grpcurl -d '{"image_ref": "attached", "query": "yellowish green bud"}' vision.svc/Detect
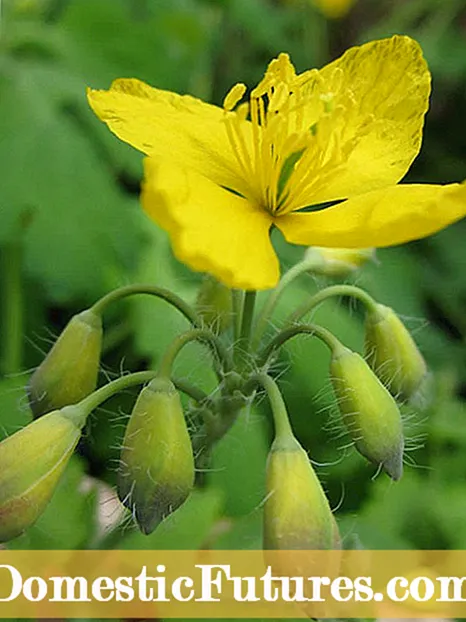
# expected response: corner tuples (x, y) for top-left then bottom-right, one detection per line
(0, 407), (82, 542)
(304, 246), (375, 278)
(365, 303), (427, 400)
(330, 345), (404, 480)
(118, 377), (195, 534)
(264, 434), (339, 550)
(195, 276), (232, 333)
(28, 309), (102, 418)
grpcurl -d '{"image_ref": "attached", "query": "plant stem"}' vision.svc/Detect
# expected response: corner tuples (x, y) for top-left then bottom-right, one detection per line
(253, 374), (293, 439)
(287, 284), (378, 325)
(158, 328), (231, 379)
(63, 372), (208, 429)
(90, 283), (201, 327)
(0, 241), (23, 375)
(231, 289), (244, 342)
(237, 289), (256, 354)
(64, 370), (158, 427)
(258, 323), (343, 368)
(172, 378), (210, 404)
(252, 256), (316, 349)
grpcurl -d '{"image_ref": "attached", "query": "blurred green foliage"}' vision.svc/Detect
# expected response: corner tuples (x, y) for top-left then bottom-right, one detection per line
(1, 0), (466, 619)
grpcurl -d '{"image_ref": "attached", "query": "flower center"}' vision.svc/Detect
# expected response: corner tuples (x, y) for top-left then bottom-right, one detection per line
(223, 54), (338, 216)
(222, 54), (374, 216)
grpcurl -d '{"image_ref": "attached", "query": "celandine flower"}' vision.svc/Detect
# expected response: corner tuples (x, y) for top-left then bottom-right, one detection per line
(88, 36), (466, 290)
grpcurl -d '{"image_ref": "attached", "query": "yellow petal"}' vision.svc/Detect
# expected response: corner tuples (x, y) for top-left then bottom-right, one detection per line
(87, 79), (245, 194)
(276, 182), (466, 248)
(286, 36), (431, 209)
(141, 158), (278, 290)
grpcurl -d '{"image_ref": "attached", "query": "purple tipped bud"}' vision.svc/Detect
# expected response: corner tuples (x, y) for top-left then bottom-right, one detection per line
(118, 377), (194, 534)
(330, 346), (404, 480)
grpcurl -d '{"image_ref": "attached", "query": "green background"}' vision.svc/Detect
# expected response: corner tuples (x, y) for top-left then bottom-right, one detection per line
(1, 0), (466, 619)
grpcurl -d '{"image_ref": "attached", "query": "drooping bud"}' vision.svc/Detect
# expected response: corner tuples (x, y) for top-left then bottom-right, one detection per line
(118, 377), (195, 534)
(364, 303), (427, 400)
(28, 309), (102, 418)
(264, 433), (339, 550)
(304, 246), (375, 278)
(195, 276), (232, 333)
(330, 345), (404, 480)
(0, 407), (82, 542)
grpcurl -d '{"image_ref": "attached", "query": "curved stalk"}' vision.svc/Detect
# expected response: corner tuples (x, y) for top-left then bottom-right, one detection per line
(251, 373), (293, 440)
(287, 284), (378, 326)
(90, 284), (201, 327)
(158, 328), (232, 379)
(258, 323), (343, 368)
(252, 256), (317, 349)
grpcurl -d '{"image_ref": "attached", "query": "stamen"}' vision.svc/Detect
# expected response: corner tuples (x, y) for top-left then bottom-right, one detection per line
(223, 83), (247, 112)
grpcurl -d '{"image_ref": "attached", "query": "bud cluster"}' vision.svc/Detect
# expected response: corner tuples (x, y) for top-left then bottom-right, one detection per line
(0, 249), (429, 550)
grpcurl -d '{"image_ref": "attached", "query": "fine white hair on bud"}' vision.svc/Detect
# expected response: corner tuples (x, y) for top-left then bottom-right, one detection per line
(330, 344), (404, 480)
(364, 303), (427, 400)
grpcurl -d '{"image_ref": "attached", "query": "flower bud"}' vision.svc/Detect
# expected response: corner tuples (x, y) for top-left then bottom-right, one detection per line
(195, 276), (232, 333)
(0, 407), (82, 542)
(330, 345), (404, 480)
(365, 303), (427, 400)
(28, 309), (102, 418)
(118, 377), (195, 534)
(304, 246), (375, 278)
(264, 434), (338, 550)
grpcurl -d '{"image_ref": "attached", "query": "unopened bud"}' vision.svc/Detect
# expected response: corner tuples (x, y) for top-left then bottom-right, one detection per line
(264, 434), (338, 550)
(0, 407), (82, 542)
(365, 303), (427, 400)
(28, 309), (102, 418)
(330, 345), (404, 480)
(195, 276), (232, 333)
(118, 377), (195, 534)
(304, 246), (375, 278)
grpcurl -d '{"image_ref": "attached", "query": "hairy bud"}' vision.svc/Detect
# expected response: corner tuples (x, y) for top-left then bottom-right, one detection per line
(195, 276), (232, 333)
(264, 434), (339, 550)
(365, 303), (427, 400)
(304, 246), (375, 278)
(28, 309), (102, 418)
(330, 345), (404, 480)
(118, 377), (195, 534)
(0, 407), (82, 542)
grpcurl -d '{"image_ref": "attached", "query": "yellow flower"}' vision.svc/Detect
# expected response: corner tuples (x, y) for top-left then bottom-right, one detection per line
(87, 36), (466, 291)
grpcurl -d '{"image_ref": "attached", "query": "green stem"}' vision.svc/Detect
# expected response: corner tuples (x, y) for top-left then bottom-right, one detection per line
(158, 328), (231, 379)
(287, 284), (378, 326)
(258, 323), (343, 368)
(240, 291), (256, 345)
(253, 374), (293, 439)
(63, 372), (208, 429)
(172, 378), (210, 404)
(231, 289), (244, 342)
(0, 242), (24, 375)
(234, 290), (257, 366)
(252, 256), (316, 349)
(90, 284), (201, 327)
(64, 370), (157, 427)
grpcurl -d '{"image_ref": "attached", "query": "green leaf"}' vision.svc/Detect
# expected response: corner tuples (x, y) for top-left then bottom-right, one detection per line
(208, 406), (270, 517)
